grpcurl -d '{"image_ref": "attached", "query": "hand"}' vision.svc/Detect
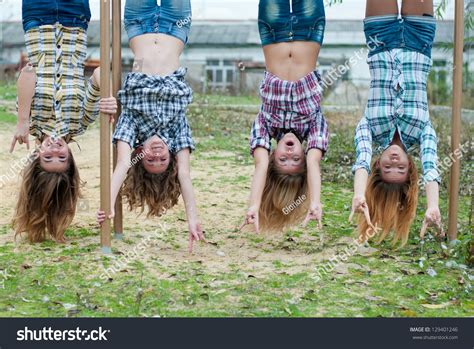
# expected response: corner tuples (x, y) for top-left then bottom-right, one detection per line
(10, 122), (30, 152)
(303, 203), (323, 229)
(99, 97), (118, 123)
(239, 206), (259, 233)
(349, 195), (377, 233)
(97, 208), (115, 226)
(420, 206), (444, 241)
(188, 220), (205, 253)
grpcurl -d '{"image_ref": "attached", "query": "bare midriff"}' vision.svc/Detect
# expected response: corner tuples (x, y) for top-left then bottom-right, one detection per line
(263, 41), (320, 81)
(129, 33), (184, 76)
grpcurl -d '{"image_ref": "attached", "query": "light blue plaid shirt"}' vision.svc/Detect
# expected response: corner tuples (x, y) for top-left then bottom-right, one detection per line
(353, 49), (440, 184)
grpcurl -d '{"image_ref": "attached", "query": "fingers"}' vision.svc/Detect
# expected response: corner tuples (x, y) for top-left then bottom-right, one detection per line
(254, 218), (260, 233)
(188, 234), (194, 254)
(25, 137), (30, 150)
(348, 209), (355, 223)
(238, 219), (248, 231)
(302, 213), (311, 227)
(9, 136), (17, 153)
(419, 219), (428, 240)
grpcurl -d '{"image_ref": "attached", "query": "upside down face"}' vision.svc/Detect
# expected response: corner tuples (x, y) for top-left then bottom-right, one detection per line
(378, 144), (410, 183)
(141, 135), (171, 174)
(274, 133), (305, 174)
(39, 136), (70, 173)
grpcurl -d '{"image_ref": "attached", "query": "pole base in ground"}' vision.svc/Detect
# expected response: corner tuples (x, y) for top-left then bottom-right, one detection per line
(101, 246), (112, 255)
(114, 232), (124, 240)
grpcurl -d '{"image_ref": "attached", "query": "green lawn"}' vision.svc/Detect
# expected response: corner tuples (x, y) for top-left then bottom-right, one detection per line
(0, 88), (472, 317)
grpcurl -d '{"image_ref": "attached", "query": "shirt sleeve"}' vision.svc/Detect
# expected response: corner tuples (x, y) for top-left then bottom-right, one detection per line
(112, 110), (138, 149)
(352, 116), (373, 174)
(250, 112), (271, 155)
(420, 120), (440, 183)
(81, 78), (101, 130)
(171, 114), (195, 153)
(306, 110), (329, 156)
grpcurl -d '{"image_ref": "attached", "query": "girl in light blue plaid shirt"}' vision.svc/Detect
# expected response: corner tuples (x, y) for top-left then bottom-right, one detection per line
(350, 0), (444, 247)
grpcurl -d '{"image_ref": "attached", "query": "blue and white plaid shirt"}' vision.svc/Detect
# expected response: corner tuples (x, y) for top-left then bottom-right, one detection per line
(113, 68), (194, 153)
(353, 49), (440, 184)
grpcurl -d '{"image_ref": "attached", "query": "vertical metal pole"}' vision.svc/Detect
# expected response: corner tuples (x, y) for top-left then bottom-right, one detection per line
(100, 0), (112, 253)
(448, 0), (465, 241)
(112, 0), (124, 240)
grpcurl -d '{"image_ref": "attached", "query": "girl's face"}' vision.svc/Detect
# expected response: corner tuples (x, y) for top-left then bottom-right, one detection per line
(274, 133), (304, 174)
(39, 137), (69, 172)
(379, 144), (410, 183)
(142, 135), (170, 174)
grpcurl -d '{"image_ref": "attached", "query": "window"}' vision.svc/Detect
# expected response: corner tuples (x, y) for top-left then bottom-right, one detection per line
(205, 59), (237, 91)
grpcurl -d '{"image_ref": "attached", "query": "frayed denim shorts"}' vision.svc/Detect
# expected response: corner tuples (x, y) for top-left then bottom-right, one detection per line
(258, 0), (325, 46)
(364, 15), (436, 58)
(22, 0), (91, 32)
(124, 0), (191, 44)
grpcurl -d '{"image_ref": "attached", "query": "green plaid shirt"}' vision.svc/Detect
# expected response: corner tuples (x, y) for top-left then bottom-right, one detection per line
(353, 49), (440, 184)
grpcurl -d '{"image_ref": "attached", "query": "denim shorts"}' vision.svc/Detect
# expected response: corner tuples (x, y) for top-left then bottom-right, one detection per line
(364, 15), (436, 58)
(22, 0), (91, 32)
(124, 0), (191, 44)
(258, 0), (325, 46)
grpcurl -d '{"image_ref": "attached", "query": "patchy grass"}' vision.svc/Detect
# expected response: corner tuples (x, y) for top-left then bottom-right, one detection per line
(0, 89), (472, 317)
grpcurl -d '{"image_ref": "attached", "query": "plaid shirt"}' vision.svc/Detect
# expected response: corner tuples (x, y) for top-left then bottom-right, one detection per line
(25, 24), (101, 140)
(353, 49), (440, 183)
(250, 71), (329, 155)
(113, 69), (194, 153)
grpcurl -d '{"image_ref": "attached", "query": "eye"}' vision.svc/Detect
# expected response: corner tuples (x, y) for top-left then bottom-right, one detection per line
(293, 157), (300, 162)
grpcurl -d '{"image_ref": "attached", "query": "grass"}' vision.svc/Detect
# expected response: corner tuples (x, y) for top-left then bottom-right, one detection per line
(0, 87), (473, 317)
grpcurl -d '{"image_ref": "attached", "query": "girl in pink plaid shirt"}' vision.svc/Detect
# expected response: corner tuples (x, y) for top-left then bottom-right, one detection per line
(240, 0), (329, 233)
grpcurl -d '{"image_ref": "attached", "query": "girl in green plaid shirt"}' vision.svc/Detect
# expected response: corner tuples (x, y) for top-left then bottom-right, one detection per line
(350, 0), (444, 246)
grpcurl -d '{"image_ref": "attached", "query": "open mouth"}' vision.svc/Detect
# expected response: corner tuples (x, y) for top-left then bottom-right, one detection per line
(286, 141), (294, 147)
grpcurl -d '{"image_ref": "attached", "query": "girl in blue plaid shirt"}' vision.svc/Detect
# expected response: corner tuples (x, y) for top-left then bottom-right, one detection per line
(12, 0), (117, 243)
(350, 0), (444, 246)
(96, 0), (204, 253)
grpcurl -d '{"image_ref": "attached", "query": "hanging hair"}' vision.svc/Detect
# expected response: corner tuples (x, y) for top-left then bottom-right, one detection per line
(259, 152), (308, 232)
(12, 148), (80, 243)
(358, 155), (419, 246)
(122, 148), (181, 218)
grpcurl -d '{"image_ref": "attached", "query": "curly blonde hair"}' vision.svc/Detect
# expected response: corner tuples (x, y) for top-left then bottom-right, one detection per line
(122, 149), (181, 218)
(12, 149), (80, 242)
(358, 155), (419, 246)
(259, 152), (308, 232)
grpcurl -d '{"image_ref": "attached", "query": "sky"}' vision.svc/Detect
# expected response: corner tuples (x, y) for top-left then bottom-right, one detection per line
(0, 0), (456, 21)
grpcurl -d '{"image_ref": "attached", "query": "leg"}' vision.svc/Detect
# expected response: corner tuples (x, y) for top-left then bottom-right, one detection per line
(401, 0), (434, 16)
(17, 64), (36, 122)
(365, 0), (398, 17)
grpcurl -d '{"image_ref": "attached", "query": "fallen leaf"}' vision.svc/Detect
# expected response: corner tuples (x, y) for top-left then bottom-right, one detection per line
(421, 302), (451, 309)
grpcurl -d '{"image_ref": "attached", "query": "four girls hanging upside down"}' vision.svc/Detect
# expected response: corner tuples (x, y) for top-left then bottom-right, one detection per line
(240, 0), (329, 232)
(11, 0), (117, 243)
(96, 0), (204, 253)
(11, 0), (447, 250)
(349, 0), (444, 246)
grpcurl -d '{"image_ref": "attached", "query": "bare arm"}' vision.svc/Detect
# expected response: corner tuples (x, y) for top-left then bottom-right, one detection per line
(177, 148), (204, 252)
(303, 148), (323, 228)
(111, 141), (132, 216)
(249, 147), (270, 210)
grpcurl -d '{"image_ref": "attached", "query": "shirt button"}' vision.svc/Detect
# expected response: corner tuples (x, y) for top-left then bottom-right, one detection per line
(57, 45), (61, 49)
(55, 100), (59, 105)
(56, 73), (60, 78)
(289, 32), (293, 36)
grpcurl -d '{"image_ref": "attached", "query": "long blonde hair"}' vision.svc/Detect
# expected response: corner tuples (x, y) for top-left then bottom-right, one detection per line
(12, 149), (80, 242)
(122, 149), (181, 218)
(358, 156), (419, 246)
(259, 153), (308, 232)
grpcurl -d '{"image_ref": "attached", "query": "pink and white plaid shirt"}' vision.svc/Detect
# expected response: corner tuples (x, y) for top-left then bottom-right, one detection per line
(250, 70), (329, 155)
